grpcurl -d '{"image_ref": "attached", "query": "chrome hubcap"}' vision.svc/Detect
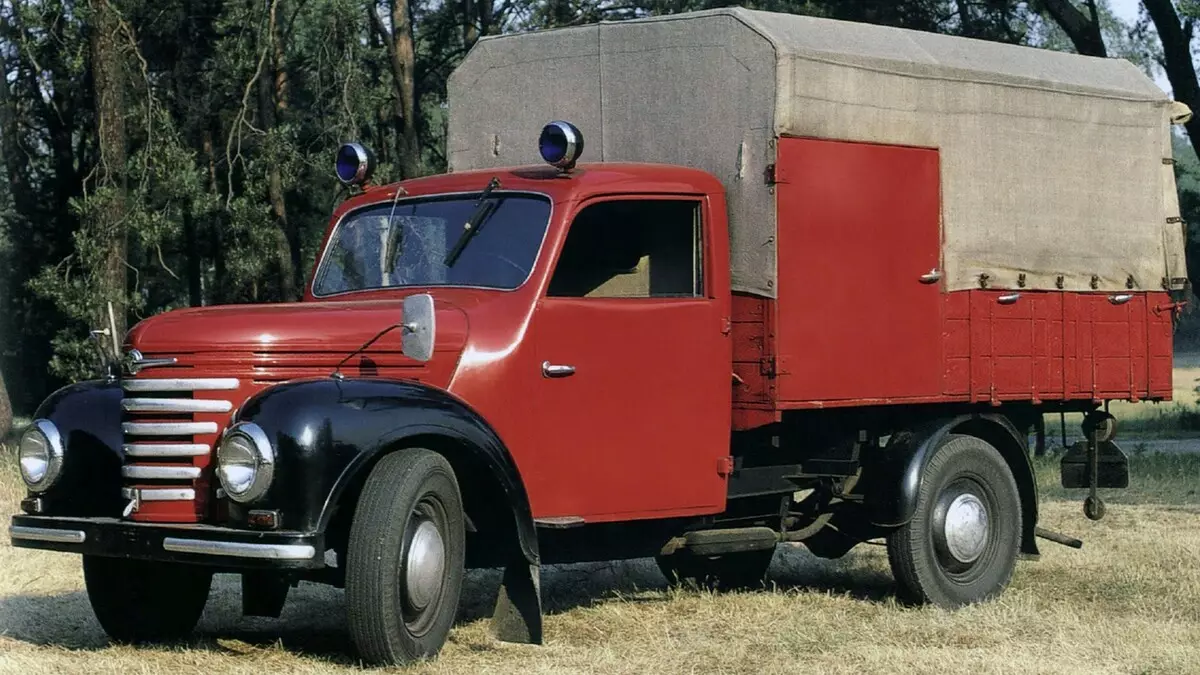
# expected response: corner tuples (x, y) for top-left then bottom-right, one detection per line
(942, 493), (989, 564)
(404, 519), (446, 610)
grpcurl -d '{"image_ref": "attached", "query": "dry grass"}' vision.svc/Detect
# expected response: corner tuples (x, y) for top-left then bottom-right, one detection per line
(4, 443), (1200, 674)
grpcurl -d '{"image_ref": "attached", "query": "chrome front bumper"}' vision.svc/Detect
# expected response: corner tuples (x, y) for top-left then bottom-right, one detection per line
(9, 515), (323, 569)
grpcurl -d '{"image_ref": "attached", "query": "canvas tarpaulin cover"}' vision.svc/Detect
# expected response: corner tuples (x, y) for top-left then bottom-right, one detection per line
(446, 7), (1188, 297)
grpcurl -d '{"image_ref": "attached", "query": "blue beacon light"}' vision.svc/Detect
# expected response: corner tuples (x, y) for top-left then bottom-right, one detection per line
(335, 142), (377, 186)
(538, 121), (584, 171)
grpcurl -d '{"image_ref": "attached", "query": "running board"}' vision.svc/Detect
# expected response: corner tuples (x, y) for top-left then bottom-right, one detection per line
(660, 526), (779, 557)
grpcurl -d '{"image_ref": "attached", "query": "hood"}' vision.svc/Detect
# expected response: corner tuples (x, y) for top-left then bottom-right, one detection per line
(126, 298), (469, 357)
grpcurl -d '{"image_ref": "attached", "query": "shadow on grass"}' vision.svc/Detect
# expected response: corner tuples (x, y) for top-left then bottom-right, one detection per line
(0, 544), (895, 660)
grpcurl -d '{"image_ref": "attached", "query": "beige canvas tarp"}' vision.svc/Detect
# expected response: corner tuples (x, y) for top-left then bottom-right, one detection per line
(446, 7), (1189, 297)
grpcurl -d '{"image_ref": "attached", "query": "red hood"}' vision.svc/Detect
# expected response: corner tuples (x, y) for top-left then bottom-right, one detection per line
(126, 298), (469, 356)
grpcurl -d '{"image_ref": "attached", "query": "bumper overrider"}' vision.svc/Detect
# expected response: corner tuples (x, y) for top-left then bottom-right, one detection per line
(9, 514), (324, 569)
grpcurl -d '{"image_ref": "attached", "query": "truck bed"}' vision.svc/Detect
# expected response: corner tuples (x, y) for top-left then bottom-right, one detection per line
(731, 136), (1175, 425)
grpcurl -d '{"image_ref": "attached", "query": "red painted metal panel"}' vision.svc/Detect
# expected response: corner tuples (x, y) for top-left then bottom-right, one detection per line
(773, 136), (943, 403)
(530, 297), (730, 520)
(763, 286), (1174, 411)
(731, 293), (773, 407)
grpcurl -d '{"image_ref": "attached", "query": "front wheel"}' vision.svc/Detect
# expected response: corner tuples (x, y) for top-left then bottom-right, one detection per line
(83, 555), (212, 643)
(345, 449), (466, 666)
(886, 433), (1021, 607)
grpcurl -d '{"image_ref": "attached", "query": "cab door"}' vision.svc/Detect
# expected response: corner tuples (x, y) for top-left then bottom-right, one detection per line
(528, 196), (731, 522)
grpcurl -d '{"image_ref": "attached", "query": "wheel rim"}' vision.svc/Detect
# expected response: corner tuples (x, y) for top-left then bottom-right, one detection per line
(930, 477), (996, 578)
(942, 493), (989, 563)
(400, 496), (448, 635)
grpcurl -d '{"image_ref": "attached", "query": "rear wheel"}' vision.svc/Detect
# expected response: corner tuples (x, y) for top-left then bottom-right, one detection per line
(886, 433), (1021, 607)
(656, 548), (775, 590)
(83, 555), (212, 643)
(345, 449), (466, 666)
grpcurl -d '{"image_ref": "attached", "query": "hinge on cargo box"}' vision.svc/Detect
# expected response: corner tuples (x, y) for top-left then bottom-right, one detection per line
(764, 164), (778, 185)
(760, 356), (777, 378)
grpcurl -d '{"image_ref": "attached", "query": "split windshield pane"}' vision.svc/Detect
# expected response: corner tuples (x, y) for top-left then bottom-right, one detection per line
(312, 193), (551, 296)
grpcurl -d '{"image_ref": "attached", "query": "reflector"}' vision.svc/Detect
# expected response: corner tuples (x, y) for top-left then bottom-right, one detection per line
(538, 121), (584, 170)
(335, 142), (376, 185)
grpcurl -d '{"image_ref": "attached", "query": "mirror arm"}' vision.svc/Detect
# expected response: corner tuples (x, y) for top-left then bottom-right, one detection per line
(330, 323), (405, 379)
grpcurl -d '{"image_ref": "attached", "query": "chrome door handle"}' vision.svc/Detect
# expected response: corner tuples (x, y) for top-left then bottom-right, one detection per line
(918, 269), (942, 284)
(542, 361), (575, 378)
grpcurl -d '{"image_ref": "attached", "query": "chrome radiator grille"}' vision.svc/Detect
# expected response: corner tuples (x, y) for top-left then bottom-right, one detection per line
(120, 377), (240, 519)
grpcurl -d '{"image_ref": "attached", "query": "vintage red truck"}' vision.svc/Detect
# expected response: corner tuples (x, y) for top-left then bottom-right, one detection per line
(8, 7), (1191, 666)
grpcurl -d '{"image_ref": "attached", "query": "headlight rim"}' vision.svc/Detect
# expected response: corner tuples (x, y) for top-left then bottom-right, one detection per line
(216, 421), (274, 503)
(19, 419), (65, 492)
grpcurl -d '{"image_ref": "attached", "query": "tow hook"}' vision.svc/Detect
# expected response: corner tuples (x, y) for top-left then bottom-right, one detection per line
(121, 487), (141, 517)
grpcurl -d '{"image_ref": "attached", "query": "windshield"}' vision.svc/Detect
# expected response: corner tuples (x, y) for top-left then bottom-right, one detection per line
(312, 192), (551, 296)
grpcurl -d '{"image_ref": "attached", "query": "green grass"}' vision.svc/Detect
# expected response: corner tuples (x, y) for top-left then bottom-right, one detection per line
(1104, 403), (1200, 437)
(1033, 451), (1200, 506)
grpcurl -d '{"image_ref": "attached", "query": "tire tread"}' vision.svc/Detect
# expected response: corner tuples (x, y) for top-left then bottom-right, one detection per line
(345, 448), (464, 665)
(886, 433), (1021, 607)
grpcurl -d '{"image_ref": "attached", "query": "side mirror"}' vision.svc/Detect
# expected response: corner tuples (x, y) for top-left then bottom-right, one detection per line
(401, 293), (436, 362)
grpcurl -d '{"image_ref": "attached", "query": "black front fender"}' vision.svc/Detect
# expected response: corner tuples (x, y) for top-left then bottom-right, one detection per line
(233, 377), (539, 565)
(26, 380), (125, 517)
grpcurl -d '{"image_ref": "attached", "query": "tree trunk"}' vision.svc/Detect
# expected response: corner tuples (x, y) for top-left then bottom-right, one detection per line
(203, 127), (227, 305)
(370, 0), (420, 178)
(0, 368), (11, 440)
(89, 0), (130, 337)
(1142, 0), (1200, 161)
(463, 0), (477, 46)
(0, 17), (37, 224)
(1039, 0), (1107, 57)
(259, 0), (297, 300)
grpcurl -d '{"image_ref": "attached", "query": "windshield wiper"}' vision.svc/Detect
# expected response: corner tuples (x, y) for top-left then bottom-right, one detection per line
(381, 187), (407, 276)
(444, 176), (501, 267)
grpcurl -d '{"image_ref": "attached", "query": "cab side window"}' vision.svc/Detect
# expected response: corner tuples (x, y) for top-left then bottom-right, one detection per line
(547, 199), (703, 298)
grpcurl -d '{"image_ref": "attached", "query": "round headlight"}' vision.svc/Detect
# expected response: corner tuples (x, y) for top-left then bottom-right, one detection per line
(19, 419), (64, 492)
(216, 422), (274, 503)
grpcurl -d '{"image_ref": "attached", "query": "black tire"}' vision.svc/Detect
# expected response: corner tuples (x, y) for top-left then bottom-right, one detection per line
(82, 555), (212, 644)
(345, 449), (466, 666)
(886, 433), (1021, 608)
(656, 547), (775, 591)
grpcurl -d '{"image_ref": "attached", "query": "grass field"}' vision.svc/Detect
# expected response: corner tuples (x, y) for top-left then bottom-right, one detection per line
(3, 445), (1200, 674)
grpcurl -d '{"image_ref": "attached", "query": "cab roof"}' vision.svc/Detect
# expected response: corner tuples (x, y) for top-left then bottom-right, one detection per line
(336, 162), (725, 216)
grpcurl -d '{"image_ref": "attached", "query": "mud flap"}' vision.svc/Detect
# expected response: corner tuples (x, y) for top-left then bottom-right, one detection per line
(242, 572), (291, 618)
(490, 559), (543, 645)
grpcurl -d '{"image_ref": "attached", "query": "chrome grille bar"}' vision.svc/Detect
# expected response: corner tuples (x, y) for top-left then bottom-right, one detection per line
(123, 421), (218, 436)
(123, 378), (239, 392)
(122, 487), (195, 501)
(122, 465), (203, 480)
(122, 398), (232, 413)
(123, 443), (210, 458)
